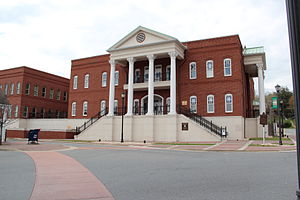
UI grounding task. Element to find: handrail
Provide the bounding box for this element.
[75,107,108,135]
[178,106,228,138]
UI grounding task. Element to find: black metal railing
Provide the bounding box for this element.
[178,106,228,138]
[75,108,108,134]
[28,112,67,119]
[126,72,171,84]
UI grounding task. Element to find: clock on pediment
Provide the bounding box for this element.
[136,32,145,43]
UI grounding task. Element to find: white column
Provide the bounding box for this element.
[257,64,266,114]
[126,57,135,116]
[168,51,178,115]
[146,54,156,115]
[108,59,116,116]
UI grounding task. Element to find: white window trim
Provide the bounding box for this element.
[34,85,39,96]
[190,96,197,113]
[224,58,232,77]
[225,94,233,113]
[10,83,14,95]
[71,102,77,116]
[134,69,141,83]
[100,100,106,116]
[14,105,19,118]
[84,74,90,89]
[82,101,88,116]
[16,82,21,94]
[189,62,197,79]
[25,83,30,95]
[166,65,171,81]
[42,87,47,98]
[144,66,149,82]
[114,71,119,86]
[56,90,61,100]
[73,75,78,89]
[207,95,215,113]
[206,60,214,78]
[102,72,107,87]
[49,89,54,99]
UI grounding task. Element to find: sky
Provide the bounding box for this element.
[0,0,293,93]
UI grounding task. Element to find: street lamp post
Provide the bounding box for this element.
[275,84,283,145]
[121,92,125,143]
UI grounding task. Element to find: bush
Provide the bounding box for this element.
[283,120,292,128]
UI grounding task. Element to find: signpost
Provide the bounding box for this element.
[260,112,268,145]
[271,97,278,109]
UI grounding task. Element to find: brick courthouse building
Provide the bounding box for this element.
[4,26,266,141]
[69,26,266,142]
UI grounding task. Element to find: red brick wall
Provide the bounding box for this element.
[68,35,252,118]
[0,66,69,118]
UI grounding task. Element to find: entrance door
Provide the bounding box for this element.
[154,96,163,115]
[155,65,162,82]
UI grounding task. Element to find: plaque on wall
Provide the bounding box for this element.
[182,101,187,106]
[182,123,188,131]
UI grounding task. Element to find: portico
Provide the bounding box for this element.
[107,26,186,116]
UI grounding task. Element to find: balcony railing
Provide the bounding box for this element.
[127,72,171,84]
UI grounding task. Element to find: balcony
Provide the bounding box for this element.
[124,72,170,91]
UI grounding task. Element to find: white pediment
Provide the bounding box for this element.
[107,26,178,52]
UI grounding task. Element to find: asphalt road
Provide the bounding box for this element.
[63,148,297,200]
[0,151,35,200]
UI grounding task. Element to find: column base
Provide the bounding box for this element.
[146,112,154,116]
[125,113,132,116]
[168,111,177,115]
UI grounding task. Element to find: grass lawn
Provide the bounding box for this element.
[249,137,290,141]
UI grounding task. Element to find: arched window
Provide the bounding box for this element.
[207,95,214,113]
[224,58,232,76]
[166,97,170,113]
[102,72,107,87]
[206,60,214,78]
[83,101,88,116]
[73,75,78,89]
[100,100,106,116]
[84,74,90,88]
[190,96,197,113]
[16,82,21,94]
[10,83,14,95]
[71,102,77,116]
[189,62,197,79]
[225,94,233,113]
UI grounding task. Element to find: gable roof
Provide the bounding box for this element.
[107,26,179,52]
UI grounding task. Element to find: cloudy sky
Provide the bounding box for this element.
[0,0,292,93]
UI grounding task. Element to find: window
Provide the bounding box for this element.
[14,105,19,118]
[34,85,39,96]
[114,71,119,86]
[63,91,67,102]
[83,101,88,116]
[102,72,107,87]
[73,75,78,89]
[100,100,106,116]
[49,89,54,99]
[114,100,118,114]
[16,82,21,94]
[7,106,12,118]
[84,74,89,88]
[56,90,61,100]
[23,106,28,118]
[4,84,8,95]
[32,107,36,118]
[166,97,170,113]
[224,58,232,76]
[206,60,214,78]
[134,69,141,83]
[207,95,214,113]
[225,94,233,113]
[42,87,46,98]
[41,108,46,118]
[71,102,76,116]
[144,66,149,82]
[133,99,139,115]
[189,62,197,79]
[10,83,14,95]
[25,83,30,95]
[190,96,197,113]
[166,65,171,81]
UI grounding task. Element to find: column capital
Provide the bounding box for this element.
[109,59,116,65]
[168,51,178,58]
[256,64,264,71]
[147,54,156,61]
[127,57,136,63]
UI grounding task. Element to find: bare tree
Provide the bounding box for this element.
[0,90,11,145]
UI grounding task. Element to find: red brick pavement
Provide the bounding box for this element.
[26,151,115,200]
